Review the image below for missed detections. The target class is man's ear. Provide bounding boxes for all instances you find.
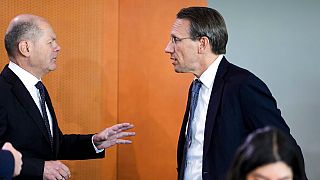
[18,41,31,57]
[198,36,210,54]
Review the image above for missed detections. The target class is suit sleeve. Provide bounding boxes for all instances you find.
[57,129,105,160]
[0,150,14,178]
[239,74,308,179]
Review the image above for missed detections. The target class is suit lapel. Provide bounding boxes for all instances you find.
[1,65,53,148]
[177,82,192,175]
[203,57,229,157]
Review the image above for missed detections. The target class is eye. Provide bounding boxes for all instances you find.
[48,38,57,44]
[171,36,180,44]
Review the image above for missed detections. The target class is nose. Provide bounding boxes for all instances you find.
[55,42,61,52]
[164,40,174,54]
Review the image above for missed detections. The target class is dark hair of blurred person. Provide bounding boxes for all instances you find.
[227,126,307,180]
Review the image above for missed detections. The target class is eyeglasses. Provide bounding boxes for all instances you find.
[171,36,193,45]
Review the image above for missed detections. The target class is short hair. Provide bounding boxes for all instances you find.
[4,20,41,58]
[227,126,306,180]
[177,7,228,54]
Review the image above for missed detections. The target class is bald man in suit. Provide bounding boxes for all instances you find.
[0,14,135,180]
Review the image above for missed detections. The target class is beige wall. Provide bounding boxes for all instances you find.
[0,0,206,179]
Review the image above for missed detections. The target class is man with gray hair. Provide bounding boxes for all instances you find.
[0,14,135,180]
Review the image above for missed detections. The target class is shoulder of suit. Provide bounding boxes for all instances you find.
[225,62,255,79]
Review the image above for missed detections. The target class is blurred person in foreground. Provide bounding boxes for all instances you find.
[0,142,22,179]
[227,126,307,180]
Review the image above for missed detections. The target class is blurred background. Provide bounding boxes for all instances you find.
[0,0,318,179]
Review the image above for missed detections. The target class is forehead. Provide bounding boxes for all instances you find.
[37,21,56,38]
[251,162,293,179]
[170,18,190,37]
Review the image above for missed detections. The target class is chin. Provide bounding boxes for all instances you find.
[174,67,186,73]
[49,65,57,71]
[174,68,181,73]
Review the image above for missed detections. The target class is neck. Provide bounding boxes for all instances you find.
[11,57,43,80]
[193,53,220,78]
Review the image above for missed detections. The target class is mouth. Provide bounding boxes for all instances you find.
[52,53,58,61]
[170,57,178,65]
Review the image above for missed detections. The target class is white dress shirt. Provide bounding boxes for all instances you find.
[8,62,53,135]
[184,55,223,180]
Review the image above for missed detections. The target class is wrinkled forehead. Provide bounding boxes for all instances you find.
[170,18,191,37]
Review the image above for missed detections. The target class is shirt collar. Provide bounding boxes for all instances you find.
[8,61,41,89]
[198,55,223,89]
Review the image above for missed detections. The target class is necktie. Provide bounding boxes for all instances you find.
[35,81,53,149]
[180,79,202,180]
[186,79,202,147]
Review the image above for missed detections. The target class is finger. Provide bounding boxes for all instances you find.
[55,176,63,180]
[2,142,12,150]
[111,123,134,131]
[116,139,132,144]
[50,169,62,180]
[112,132,136,139]
[117,125,135,132]
[53,166,66,180]
[59,163,71,178]
[17,151,23,167]
[17,150,22,159]
[55,174,63,180]
[57,168,68,179]
[97,139,117,149]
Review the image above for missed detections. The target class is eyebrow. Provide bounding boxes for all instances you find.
[170,34,177,38]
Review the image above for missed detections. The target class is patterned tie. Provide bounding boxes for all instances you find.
[180,79,202,180]
[186,79,202,147]
[35,81,53,149]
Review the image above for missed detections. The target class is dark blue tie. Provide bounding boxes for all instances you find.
[35,81,53,149]
[186,79,202,147]
[180,79,202,180]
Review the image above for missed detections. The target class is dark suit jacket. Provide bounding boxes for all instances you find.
[0,65,105,179]
[0,150,14,179]
[177,57,305,180]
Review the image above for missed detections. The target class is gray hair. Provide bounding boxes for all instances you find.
[5,20,41,58]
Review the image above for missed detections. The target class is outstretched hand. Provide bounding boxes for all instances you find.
[92,123,135,149]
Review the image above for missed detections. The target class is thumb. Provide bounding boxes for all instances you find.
[2,142,13,150]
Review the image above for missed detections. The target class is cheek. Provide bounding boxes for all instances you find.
[175,47,188,59]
